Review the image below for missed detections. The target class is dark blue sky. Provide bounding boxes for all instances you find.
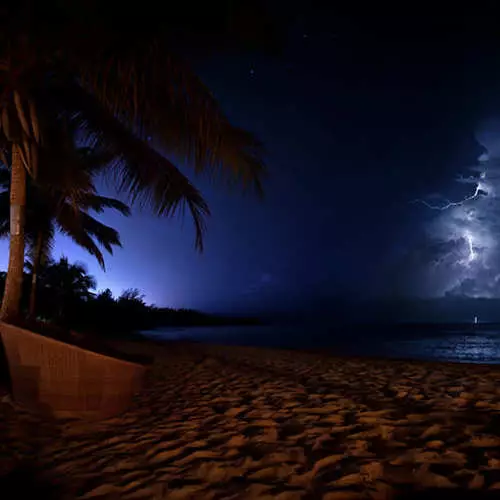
[4,6,500,313]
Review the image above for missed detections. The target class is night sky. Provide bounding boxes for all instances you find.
[4,6,500,315]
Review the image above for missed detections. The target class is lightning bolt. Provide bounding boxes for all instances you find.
[463,231,476,265]
[413,181,486,210]
[413,173,487,269]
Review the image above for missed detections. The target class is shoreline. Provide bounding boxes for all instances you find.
[135,322,500,366]
[134,333,500,370]
[3,338,500,498]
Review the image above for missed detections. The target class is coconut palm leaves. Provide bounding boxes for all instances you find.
[0,140,130,316]
[42,257,97,321]
[0,160,130,271]
[0,0,273,319]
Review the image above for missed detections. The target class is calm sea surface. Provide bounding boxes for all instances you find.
[141,324,500,365]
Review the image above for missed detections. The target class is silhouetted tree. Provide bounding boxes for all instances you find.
[0,148,129,317]
[0,0,272,321]
[0,257,261,334]
[40,258,96,323]
[96,288,115,305]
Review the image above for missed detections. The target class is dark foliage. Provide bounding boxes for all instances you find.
[73,288,263,336]
[0,259,261,338]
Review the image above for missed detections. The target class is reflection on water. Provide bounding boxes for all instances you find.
[144,326,500,365]
[387,334,500,364]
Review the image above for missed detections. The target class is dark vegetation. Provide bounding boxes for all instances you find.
[0,257,261,339]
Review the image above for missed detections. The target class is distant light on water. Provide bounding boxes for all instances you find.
[389,333,500,364]
[144,323,500,365]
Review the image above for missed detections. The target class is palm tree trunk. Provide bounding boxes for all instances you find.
[28,230,44,319]
[0,145,26,322]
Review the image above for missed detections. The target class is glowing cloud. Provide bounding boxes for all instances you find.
[411,118,500,297]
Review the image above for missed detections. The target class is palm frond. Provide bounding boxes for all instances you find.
[55,203,124,269]
[25,224,55,267]
[34,116,96,199]
[75,50,267,192]
[43,256,97,296]
[23,193,55,243]
[80,218,121,254]
[43,81,211,249]
[77,194,130,216]
[62,227,106,269]
[66,208,122,254]
[1,0,274,262]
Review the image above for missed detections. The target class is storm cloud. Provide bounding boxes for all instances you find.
[408,120,500,298]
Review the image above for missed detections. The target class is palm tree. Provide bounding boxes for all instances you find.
[0,136,130,317]
[95,288,115,305]
[0,1,274,321]
[42,257,97,322]
[118,289,146,306]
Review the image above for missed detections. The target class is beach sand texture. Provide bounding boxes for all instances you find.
[2,340,500,498]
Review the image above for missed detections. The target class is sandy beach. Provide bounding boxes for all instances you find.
[2,339,500,499]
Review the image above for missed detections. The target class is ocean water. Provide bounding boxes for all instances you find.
[141,323,500,365]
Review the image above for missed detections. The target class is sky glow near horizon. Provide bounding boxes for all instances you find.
[0,210,181,308]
